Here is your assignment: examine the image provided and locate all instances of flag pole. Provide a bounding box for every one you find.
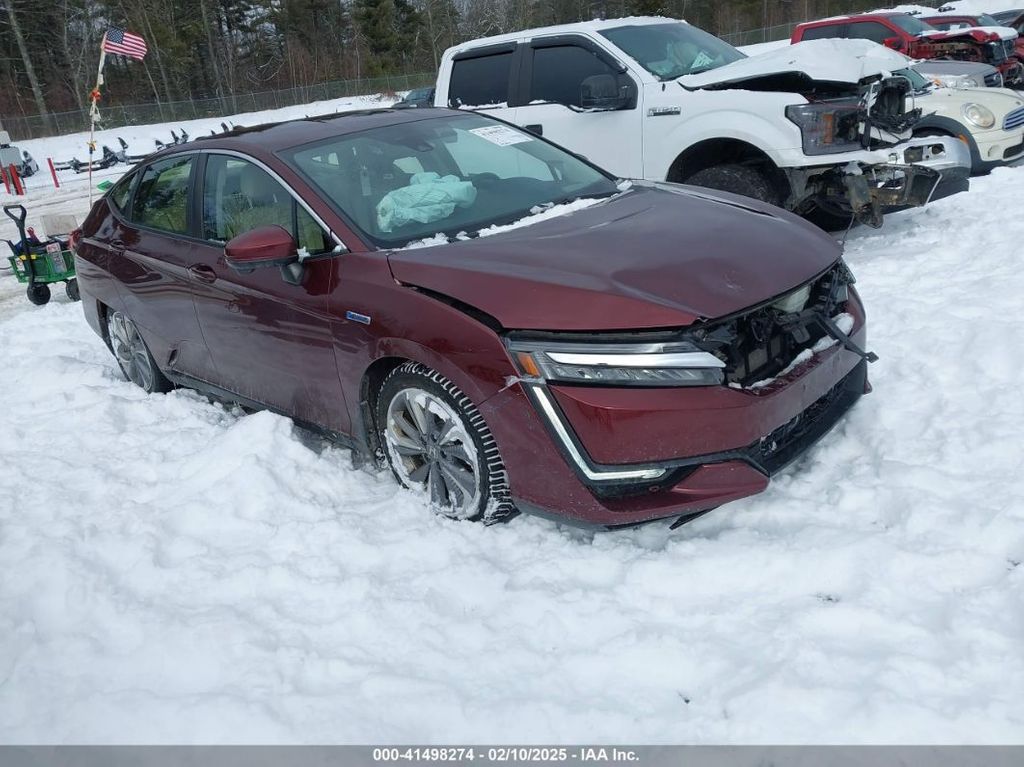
[88,42,106,206]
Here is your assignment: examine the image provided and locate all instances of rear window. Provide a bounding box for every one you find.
[448,52,513,108]
[107,171,136,213]
[799,23,845,40]
[131,156,193,234]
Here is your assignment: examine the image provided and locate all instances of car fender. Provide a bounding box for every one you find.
[645,93,805,180]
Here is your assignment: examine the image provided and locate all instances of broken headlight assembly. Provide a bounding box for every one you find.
[786,100,863,155]
[507,340,725,387]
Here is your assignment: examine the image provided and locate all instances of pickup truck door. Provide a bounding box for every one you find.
[511,37,644,179]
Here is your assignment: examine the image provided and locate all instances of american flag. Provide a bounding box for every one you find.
[102,28,148,60]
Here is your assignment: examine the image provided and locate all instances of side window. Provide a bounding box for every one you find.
[800,24,845,40]
[529,45,623,109]
[108,171,136,214]
[131,156,193,234]
[448,52,513,108]
[847,21,896,44]
[202,154,331,254]
[444,127,555,181]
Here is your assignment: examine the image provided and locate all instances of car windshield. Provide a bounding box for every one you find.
[600,22,746,80]
[283,113,618,247]
[891,14,936,35]
[895,67,932,94]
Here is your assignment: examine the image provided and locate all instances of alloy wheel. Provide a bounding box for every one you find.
[107,311,156,391]
[384,387,482,518]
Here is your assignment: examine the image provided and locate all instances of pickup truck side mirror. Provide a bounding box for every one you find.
[883,36,905,50]
[580,74,631,111]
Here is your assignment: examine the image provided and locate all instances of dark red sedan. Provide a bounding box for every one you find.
[75,108,873,528]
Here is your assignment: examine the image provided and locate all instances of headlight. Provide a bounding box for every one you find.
[507,340,725,387]
[785,101,863,155]
[962,102,996,129]
[958,77,981,88]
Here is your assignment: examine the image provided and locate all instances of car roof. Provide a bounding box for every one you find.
[800,11,903,24]
[143,107,463,160]
[444,15,684,53]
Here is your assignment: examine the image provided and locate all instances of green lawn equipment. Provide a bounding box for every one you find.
[4,204,79,305]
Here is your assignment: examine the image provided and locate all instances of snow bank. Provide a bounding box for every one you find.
[1,168,1024,744]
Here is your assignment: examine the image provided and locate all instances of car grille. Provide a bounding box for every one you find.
[1004,106,1024,131]
[984,71,1004,87]
[1004,39,1016,57]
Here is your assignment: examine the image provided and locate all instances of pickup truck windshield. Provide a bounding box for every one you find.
[284,113,618,247]
[600,22,745,80]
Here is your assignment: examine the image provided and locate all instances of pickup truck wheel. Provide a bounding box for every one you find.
[377,362,513,523]
[685,164,779,206]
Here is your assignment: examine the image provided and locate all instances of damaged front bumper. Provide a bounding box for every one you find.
[785,135,971,228]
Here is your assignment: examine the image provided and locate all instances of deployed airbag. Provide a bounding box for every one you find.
[377,172,477,233]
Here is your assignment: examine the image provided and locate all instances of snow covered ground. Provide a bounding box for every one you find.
[2,126,1024,744]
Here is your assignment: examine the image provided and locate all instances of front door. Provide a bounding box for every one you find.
[186,152,350,434]
[513,39,643,178]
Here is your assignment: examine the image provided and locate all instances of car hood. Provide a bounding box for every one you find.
[923,25,1018,42]
[918,85,1024,115]
[386,184,841,331]
[678,38,911,89]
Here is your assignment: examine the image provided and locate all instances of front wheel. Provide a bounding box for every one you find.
[377,362,512,522]
[26,284,50,305]
[106,310,172,393]
[65,278,80,301]
[684,163,780,206]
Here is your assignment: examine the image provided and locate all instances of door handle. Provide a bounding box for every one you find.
[524,123,543,136]
[109,239,125,256]
[187,263,217,284]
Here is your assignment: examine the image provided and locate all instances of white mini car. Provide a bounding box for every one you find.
[904,67,1024,173]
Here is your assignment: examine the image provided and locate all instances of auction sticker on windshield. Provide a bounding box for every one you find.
[469,125,533,146]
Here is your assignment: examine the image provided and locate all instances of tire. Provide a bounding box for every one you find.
[804,205,855,233]
[26,284,50,305]
[106,310,173,393]
[684,163,780,206]
[376,361,513,522]
[65,278,80,302]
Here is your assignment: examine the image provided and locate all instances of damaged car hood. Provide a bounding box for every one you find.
[386,184,841,331]
[678,38,911,89]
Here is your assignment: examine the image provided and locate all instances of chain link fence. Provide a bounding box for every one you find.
[5,72,436,141]
[720,21,799,47]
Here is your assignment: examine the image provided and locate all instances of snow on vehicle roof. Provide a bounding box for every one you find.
[678,38,910,88]
[444,15,689,54]
[940,0,1024,13]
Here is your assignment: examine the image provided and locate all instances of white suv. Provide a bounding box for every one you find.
[434,17,971,228]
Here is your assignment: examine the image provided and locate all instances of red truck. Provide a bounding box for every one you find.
[921,12,1024,59]
[792,12,1023,87]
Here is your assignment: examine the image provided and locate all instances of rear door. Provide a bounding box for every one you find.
[512,36,643,177]
[796,22,849,41]
[104,153,216,380]
[185,151,350,433]
[444,44,519,125]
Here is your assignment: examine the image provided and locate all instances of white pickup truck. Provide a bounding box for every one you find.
[433,17,972,228]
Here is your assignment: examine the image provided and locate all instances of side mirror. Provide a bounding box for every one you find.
[224,224,305,285]
[580,74,630,111]
[883,36,905,50]
[225,224,296,269]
